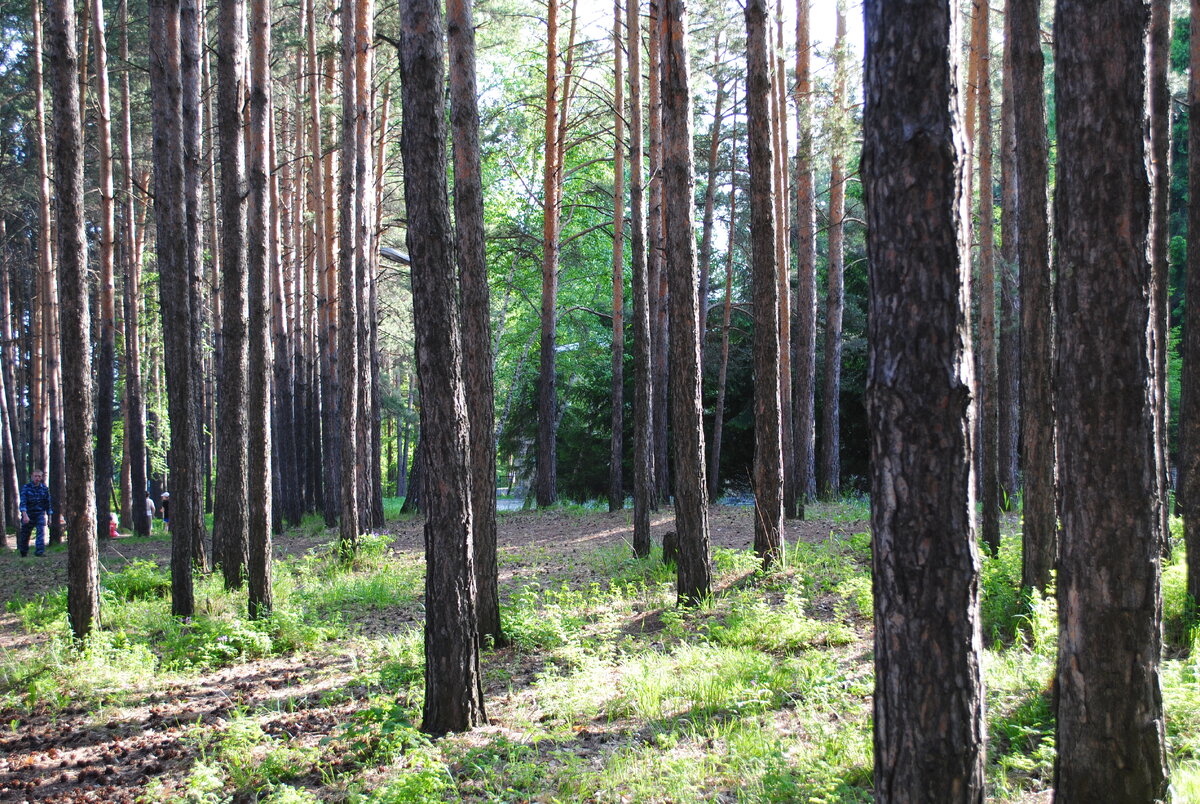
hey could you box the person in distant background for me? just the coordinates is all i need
[109,512,119,540]
[145,494,156,523]
[18,469,52,558]
[160,492,170,525]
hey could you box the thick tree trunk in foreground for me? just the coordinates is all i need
[746,0,783,567]
[863,0,985,798]
[627,0,653,557]
[794,0,817,509]
[661,0,711,604]
[149,0,199,618]
[1014,0,1055,593]
[448,0,503,648]
[1185,0,1200,612]
[1053,0,1167,797]
[399,0,487,734]
[609,0,625,514]
[48,0,101,640]
[247,0,274,618]
[214,0,250,587]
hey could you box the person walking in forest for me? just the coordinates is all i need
[18,469,53,557]
[160,491,170,525]
[145,493,156,523]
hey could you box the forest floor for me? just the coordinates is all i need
[0,500,1197,803]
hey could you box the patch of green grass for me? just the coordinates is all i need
[1171,760,1200,803]
[980,533,1027,644]
[705,592,855,654]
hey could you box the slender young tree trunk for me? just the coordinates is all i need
[181,0,208,571]
[793,0,816,509]
[708,150,736,501]
[1014,0,1055,592]
[48,0,101,639]
[214,0,250,587]
[662,0,711,604]
[608,0,625,514]
[399,0,488,734]
[247,0,274,617]
[149,0,201,617]
[0,237,18,533]
[92,0,117,542]
[772,12,794,521]
[1149,0,1171,555]
[997,0,1020,504]
[1185,0,1200,612]
[977,0,999,555]
[338,0,361,547]
[627,0,653,556]
[746,0,783,567]
[448,0,503,648]
[863,1,985,796]
[1053,0,1167,796]
[537,0,560,508]
[648,0,669,506]
[820,3,847,500]
[271,109,301,531]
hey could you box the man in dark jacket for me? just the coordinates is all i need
[18,469,52,557]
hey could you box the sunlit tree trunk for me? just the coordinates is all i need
[537,0,560,508]
[338,0,361,547]
[863,0,985,796]
[662,0,711,604]
[49,0,101,639]
[1053,0,1167,795]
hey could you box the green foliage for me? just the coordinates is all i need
[102,559,171,601]
[980,532,1027,644]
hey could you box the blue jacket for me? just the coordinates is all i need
[19,482,52,516]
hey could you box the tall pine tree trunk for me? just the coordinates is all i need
[746,0,783,566]
[537,0,560,508]
[863,0,985,795]
[793,0,817,509]
[977,0,999,555]
[608,0,625,514]
[48,0,101,639]
[1149,0,1171,555]
[338,0,361,547]
[648,0,669,506]
[1184,0,1200,612]
[662,0,711,604]
[1053,0,1167,795]
[997,0,1020,503]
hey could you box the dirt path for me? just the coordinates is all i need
[0,507,866,803]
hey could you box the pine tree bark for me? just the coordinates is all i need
[863,1,985,797]
[214,0,250,587]
[1013,0,1055,592]
[537,0,560,508]
[662,0,711,604]
[608,0,625,514]
[1185,0,1200,612]
[627,0,653,557]
[977,0,999,555]
[247,0,274,616]
[353,0,375,535]
[399,0,488,734]
[92,0,118,541]
[448,0,503,648]
[997,0,1020,503]
[338,0,361,547]
[1053,0,1168,796]
[746,0,783,567]
[772,13,795,521]
[648,0,669,506]
[793,0,816,509]
[1149,0,1171,555]
[820,3,847,500]
[48,0,101,639]
[150,0,201,617]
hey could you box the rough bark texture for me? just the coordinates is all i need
[820,5,847,500]
[1149,0,1171,555]
[649,0,669,507]
[793,0,816,508]
[661,0,711,605]
[398,0,488,734]
[48,0,101,640]
[537,0,560,509]
[214,0,250,588]
[448,0,503,649]
[353,0,374,536]
[627,0,652,557]
[772,16,794,522]
[862,0,986,798]
[119,0,149,538]
[92,0,117,542]
[976,0,999,555]
[1053,1,1168,797]
[746,0,783,567]
[1014,0,1055,592]
[609,0,625,515]
[149,0,199,618]
[338,0,360,548]
[1186,0,1200,612]
[997,0,1020,503]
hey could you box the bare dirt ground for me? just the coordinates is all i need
[0,507,865,803]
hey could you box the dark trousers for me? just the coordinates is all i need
[18,512,46,556]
